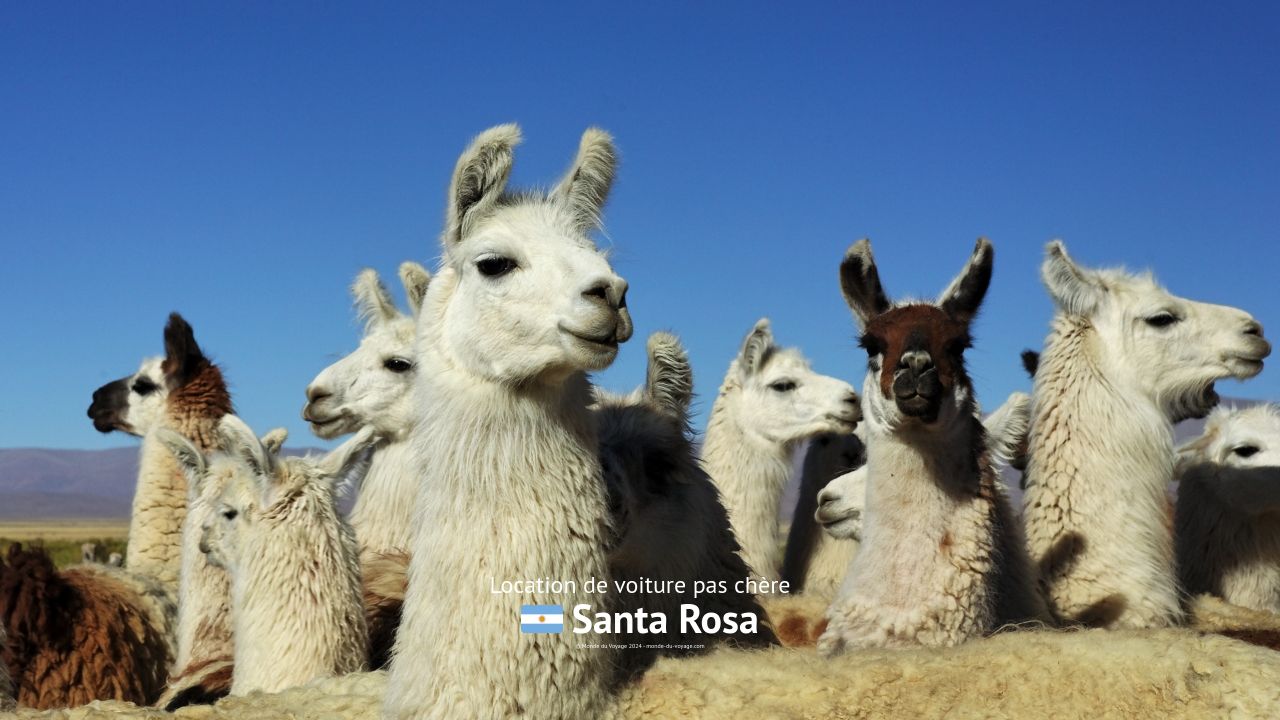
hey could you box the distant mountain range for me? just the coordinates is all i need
[0,398,1265,521]
[0,445,324,520]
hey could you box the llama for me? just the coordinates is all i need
[595,331,777,680]
[166,415,373,696]
[154,427,287,710]
[820,238,1047,653]
[780,431,865,596]
[384,125,630,720]
[1022,241,1271,629]
[304,262,429,668]
[92,314,233,592]
[1176,404,1280,614]
[702,319,860,582]
[1,313,228,708]
[304,262,430,558]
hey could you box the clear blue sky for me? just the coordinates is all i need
[2,2,1277,450]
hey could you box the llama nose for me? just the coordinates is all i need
[581,277,628,311]
[1243,320,1264,338]
[305,385,331,403]
[898,350,933,376]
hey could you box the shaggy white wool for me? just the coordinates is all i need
[207,418,371,696]
[168,457,236,678]
[348,442,418,559]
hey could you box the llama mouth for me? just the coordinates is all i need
[1227,356,1266,379]
[559,324,620,350]
[826,414,859,432]
[816,512,860,540]
[303,409,351,437]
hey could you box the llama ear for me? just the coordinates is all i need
[839,239,891,327]
[982,391,1032,465]
[1020,350,1040,379]
[938,238,994,324]
[217,415,272,478]
[259,427,288,455]
[644,332,693,420]
[155,428,206,489]
[739,319,775,377]
[352,269,398,327]
[553,127,617,232]
[398,262,431,316]
[1042,240,1106,316]
[445,124,520,246]
[317,426,379,482]
[162,313,207,388]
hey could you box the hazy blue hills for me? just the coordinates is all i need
[0,445,324,520]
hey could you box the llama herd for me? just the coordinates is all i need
[3,123,1280,718]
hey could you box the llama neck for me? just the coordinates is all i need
[702,391,793,582]
[231,492,366,695]
[863,412,983,519]
[129,434,189,591]
[1024,315,1179,625]
[386,367,616,719]
[130,364,228,592]
[350,439,417,557]
[172,485,232,673]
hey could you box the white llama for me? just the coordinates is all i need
[1022,241,1270,628]
[1176,404,1280,613]
[595,331,778,679]
[304,262,429,669]
[820,238,1047,653]
[175,415,373,696]
[780,431,865,596]
[304,262,430,558]
[154,428,286,709]
[384,125,631,720]
[702,318,860,582]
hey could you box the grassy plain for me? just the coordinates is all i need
[0,519,129,567]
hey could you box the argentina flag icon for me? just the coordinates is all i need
[520,604,564,633]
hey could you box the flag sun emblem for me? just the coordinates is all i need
[520,604,564,634]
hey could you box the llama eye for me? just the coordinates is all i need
[1232,445,1260,458]
[222,508,238,521]
[383,357,413,373]
[132,378,158,396]
[1144,313,1179,328]
[858,335,885,356]
[476,256,517,278]
[769,380,797,393]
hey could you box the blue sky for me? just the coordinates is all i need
[2,2,1277,450]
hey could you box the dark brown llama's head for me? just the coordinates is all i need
[839,238,993,430]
